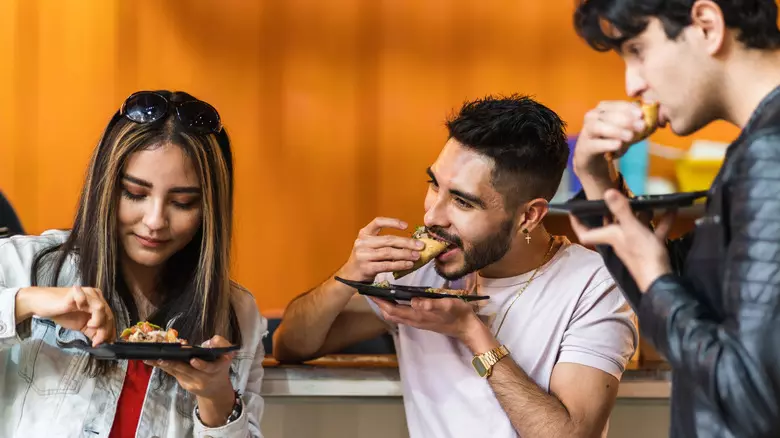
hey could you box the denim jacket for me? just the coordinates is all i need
[0,230,268,438]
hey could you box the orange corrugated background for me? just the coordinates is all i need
[0,1,741,312]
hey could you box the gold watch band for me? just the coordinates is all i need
[472,345,510,378]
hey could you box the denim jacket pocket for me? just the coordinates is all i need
[17,318,89,396]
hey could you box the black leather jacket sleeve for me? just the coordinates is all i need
[638,134,780,435]
[589,233,694,312]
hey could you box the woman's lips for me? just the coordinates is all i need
[134,234,169,248]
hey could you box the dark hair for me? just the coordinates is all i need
[445,94,569,207]
[574,0,780,52]
[31,90,240,379]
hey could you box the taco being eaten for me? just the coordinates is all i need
[393,226,450,280]
[631,101,660,143]
[120,321,187,344]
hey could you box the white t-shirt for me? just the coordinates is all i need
[368,239,638,438]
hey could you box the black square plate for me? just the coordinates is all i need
[548,190,708,218]
[335,276,488,302]
[56,338,240,362]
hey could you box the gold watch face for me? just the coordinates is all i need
[472,357,488,377]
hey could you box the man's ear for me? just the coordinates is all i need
[516,198,549,234]
[689,0,728,56]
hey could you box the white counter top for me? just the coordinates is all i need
[261,366,671,399]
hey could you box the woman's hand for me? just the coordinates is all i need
[146,335,238,427]
[16,286,116,346]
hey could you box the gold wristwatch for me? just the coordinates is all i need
[472,345,510,378]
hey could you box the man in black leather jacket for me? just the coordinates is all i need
[569,1,780,437]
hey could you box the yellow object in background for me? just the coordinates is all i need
[674,140,727,193]
[675,158,723,192]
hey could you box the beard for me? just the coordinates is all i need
[430,217,515,281]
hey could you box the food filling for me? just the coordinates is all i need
[424,287,470,296]
[120,321,187,344]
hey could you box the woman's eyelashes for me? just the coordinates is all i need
[121,187,200,210]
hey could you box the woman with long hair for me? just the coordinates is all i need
[0,90,266,437]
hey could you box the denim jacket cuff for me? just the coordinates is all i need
[0,287,24,346]
[192,395,249,438]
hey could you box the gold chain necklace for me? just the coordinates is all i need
[491,236,559,338]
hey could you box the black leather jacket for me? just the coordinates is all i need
[578,86,780,437]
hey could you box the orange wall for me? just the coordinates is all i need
[0,0,740,312]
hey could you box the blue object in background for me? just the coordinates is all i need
[618,139,649,195]
[567,136,581,194]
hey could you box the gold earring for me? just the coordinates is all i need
[523,228,531,244]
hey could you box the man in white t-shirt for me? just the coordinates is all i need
[273,95,638,438]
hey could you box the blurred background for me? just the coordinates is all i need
[0,0,737,313]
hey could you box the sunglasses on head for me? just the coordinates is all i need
[120,91,223,134]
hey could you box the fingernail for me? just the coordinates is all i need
[622,131,634,141]
[406,261,414,267]
[411,251,420,259]
[634,120,646,130]
[400,221,408,229]
[416,241,425,249]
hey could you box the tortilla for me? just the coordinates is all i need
[392,226,449,279]
[631,101,659,143]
